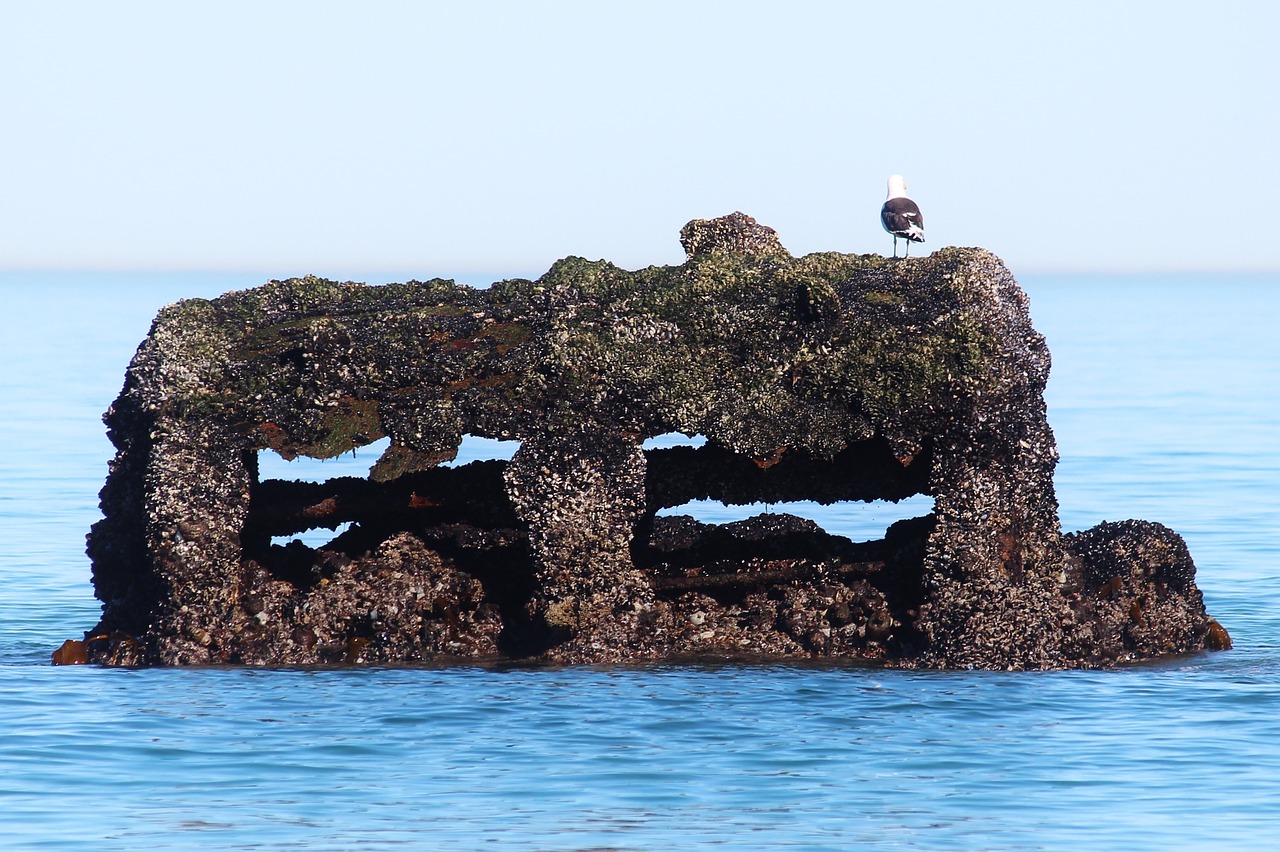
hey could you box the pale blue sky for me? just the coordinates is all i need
[2,1,1276,278]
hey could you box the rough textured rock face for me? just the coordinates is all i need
[72,213,1229,669]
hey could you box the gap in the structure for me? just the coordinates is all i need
[643,433,707,450]
[644,433,933,541]
[257,436,393,483]
[257,433,523,483]
[257,434,521,550]
[657,496,935,543]
[271,521,353,550]
[439,434,520,467]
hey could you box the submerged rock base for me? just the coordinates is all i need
[66,214,1229,669]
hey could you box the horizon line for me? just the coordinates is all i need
[2,258,1279,281]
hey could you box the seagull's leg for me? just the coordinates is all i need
[892,236,899,258]
[905,240,911,258]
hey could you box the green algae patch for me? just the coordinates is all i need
[521,242,998,459]
[257,396,385,461]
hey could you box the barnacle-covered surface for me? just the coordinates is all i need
[72,213,1228,669]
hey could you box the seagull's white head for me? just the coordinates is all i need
[886,174,909,199]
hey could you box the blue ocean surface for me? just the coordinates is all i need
[1,270,1277,850]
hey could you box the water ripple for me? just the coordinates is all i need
[2,274,1279,848]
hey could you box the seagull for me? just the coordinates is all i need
[881,174,925,258]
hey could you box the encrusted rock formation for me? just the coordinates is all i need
[67,213,1230,669]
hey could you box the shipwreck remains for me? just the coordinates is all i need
[63,213,1230,669]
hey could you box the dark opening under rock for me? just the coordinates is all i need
[68,213,1229,669]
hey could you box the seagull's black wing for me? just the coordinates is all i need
[880,197,925,241]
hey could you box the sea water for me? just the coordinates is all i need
[0,271,1277,850]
